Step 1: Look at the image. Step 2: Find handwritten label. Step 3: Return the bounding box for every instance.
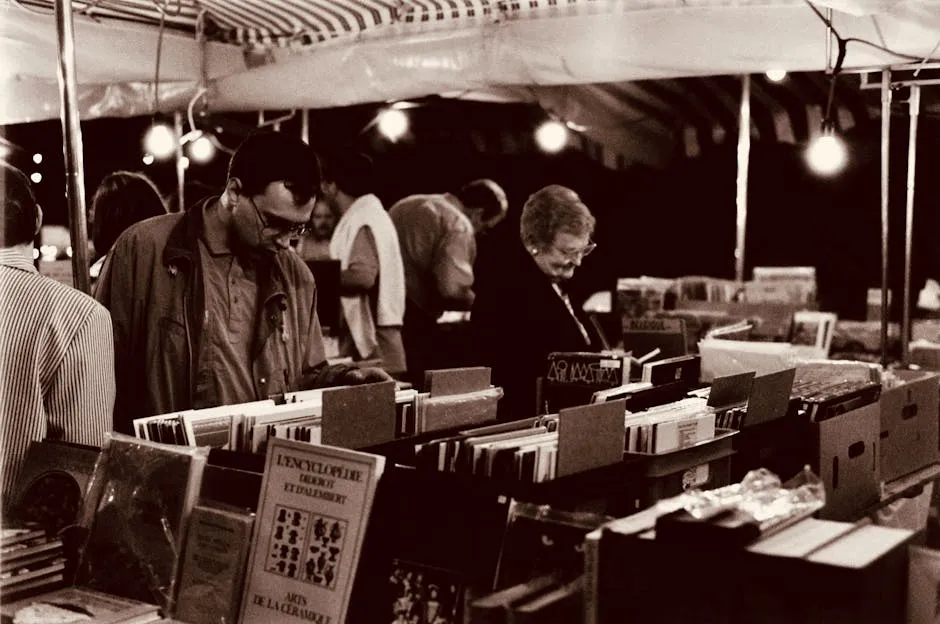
[625,318,684,333]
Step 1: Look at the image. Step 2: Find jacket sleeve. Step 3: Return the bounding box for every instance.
[432,215,476,308]
[295,278,358,389]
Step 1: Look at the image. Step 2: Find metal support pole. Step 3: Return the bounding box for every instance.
[734,74,751,284]
[54,0,90,294]
[301,109,310,144]
[174,111,185,212]
[901,85,920,364]
[880,71,892,367]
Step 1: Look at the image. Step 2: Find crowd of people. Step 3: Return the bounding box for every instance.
[0,130,600,506]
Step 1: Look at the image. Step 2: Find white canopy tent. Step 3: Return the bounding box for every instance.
[2,0,939,125]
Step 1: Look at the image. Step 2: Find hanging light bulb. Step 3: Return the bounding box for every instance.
[377,108,409,141]
[805,122,847,176]
[144,123,176,160]
[535,120,568,153]
[187,133,216,164]
[765,69,787,83]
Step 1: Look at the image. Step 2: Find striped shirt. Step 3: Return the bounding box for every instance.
[0,248,115,505]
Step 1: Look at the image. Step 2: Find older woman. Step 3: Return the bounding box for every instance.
[471,184,601,420]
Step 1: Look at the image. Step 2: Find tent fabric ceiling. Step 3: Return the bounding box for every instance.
[14,0,940,49]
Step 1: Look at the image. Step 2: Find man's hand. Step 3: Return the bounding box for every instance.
[342,367,393,384]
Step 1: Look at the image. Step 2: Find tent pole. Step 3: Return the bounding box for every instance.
[734,74,751,284]
[901,84,920,364]
[880,70,892,368]
[174,111,185,212]
[301,109,310,144]
[54,0,90,294]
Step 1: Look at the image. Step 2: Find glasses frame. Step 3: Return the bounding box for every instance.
[553,240,597,261]
[248,196,312,238]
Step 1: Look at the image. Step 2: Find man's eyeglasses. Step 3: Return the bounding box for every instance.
[248,197,311,238]
[555,241,597,261]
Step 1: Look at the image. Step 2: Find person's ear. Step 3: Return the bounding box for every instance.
[34,205,43,237]
[221,178,242,210]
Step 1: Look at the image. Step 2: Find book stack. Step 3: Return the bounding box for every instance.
[747,265,817,305]
[0,526,66,602]
[415,418,560,483]
[624,397,716,454]
[132,384,445,452]
[791,378,882,422]
[615,277,673,319]
[414,401,626,484]
[0,585,162,623]
[640,354,701,387]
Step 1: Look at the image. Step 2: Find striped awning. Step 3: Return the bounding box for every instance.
[18,0,498,47]
[21,0,937,50]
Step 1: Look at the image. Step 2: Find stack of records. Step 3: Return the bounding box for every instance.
[0,525,66,602]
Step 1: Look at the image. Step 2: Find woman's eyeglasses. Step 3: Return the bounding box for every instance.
[554,241,597,261]
[249,197,311,237]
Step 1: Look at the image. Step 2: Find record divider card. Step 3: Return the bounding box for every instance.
[322,381,398,449]
[556,400,627,477]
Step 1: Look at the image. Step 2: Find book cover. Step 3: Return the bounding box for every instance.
[174,502,255,624]
[388,559,465,624]
[238,439,386,624]
[10,440,101,535]
[76,434,209,611]
[545,352,628,388]
[0,585,161,624]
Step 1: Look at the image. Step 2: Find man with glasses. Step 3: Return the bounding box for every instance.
[471,184,601,420]
[96,132,390,433]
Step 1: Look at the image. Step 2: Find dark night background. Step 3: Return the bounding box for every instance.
[2,97,939,323]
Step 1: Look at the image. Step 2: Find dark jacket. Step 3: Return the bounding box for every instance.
[470,242,601,420]
[95,198,353,433]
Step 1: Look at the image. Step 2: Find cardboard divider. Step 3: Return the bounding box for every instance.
[422,367,499,433]
[425,366,491,396]
[321,380,398,449]
[556,400,627,477]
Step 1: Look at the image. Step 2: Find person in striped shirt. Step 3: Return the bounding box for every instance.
[0,162,115,505]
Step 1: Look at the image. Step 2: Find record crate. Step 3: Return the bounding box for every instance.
[730,398,813,484]
[616,429,737,517]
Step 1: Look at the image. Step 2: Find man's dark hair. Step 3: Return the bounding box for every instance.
[228,131,321,205]
[1,161,40,247]
[456,179,508,226]
[319,148,376,198]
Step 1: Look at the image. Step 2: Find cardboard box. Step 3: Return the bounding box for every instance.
[813,402,881,521]
[879,370,940,483]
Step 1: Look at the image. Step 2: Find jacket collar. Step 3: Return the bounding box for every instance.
[162,196,289,307]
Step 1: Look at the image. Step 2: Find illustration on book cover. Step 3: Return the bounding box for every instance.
[265,504,347,589]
